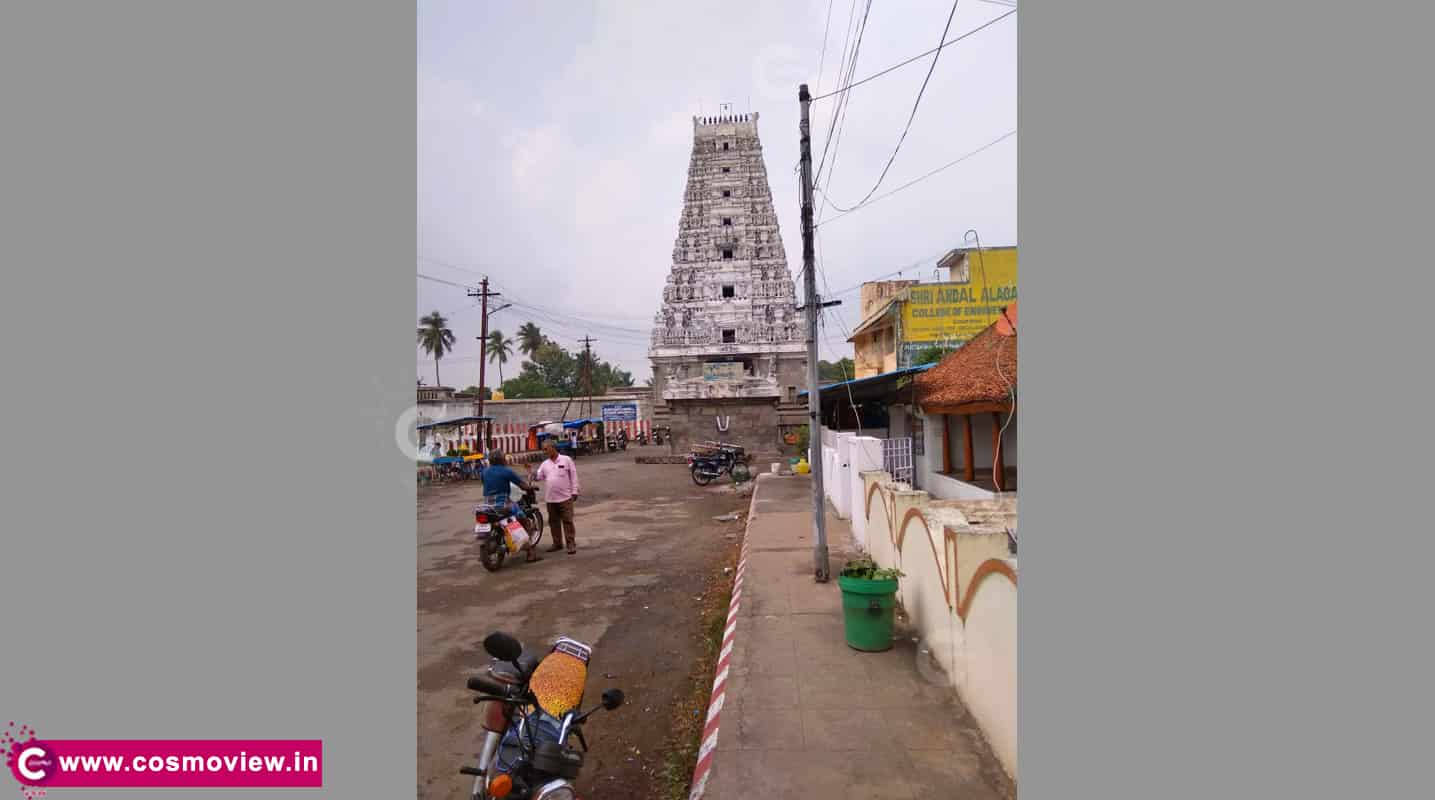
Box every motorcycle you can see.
[652,427,666,446]
[632,431,648,446]
[687,444,751,486]
[605,432,628,452]
[462,632,625,800]
[474,489,545,572]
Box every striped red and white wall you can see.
[484,420,652,454]
[687,527,751,800]
[434,420,654,456]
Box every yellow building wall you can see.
[853,328,890,379]
[900,247,1016,363]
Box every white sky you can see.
[418,0,1016,388]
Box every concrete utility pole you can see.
[579,334,597,445]
[467,278,501,420]
[798,84,830,583]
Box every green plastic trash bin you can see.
[838,575,898,652]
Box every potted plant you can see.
[837,556,904,652]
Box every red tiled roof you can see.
[914,303,1017,410]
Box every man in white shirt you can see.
[534,440,582,554]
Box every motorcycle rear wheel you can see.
[479,537,506,572]
[691,466,714,486]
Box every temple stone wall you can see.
[664,399,783,456]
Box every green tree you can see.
[912,345,954,366]
[486,329,515,383]
[416,311,456,387]
[818,358,855,382]
[497,339,634,398]
[516,322,544,359]
[501,341,576,398]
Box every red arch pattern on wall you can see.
[867,476,1018,621]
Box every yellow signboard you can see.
[900,248,1017,350]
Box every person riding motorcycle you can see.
[481,449,542,563]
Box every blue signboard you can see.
[601,403,638,422]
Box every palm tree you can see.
[486,330,515,384]
[517,322,544,359]
[416,311,456,387]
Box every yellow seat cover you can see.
[529,650,588,717]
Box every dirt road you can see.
[417,450,747,799]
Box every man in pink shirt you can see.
[534,440,582,554]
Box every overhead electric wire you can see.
[811,5,851,183]
[815,0,872,185]
[816,128,1016,227]
[815,11,868,192]
[821,0,964,212]
[810,8,1016,102]
[813,0,870,184]
[417,254,487,278]
[481,274,656,322]
[419,270,657,340]
[422,258,657,323]
[504,300,651,337]
[814,0,837,94]
[417,272,472,290]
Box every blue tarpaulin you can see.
[797,363,935,399]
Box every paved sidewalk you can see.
[699,474,1014,800]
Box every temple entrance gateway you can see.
[649,112,806,455]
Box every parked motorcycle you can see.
[687,444,751,486]
[461,632,625,800]
[474,489,545,572]
[652,427,666,446]
[632,430,648,446]
[605,431,628,451]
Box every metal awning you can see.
[798,363,935,403]
[416,415,494,430]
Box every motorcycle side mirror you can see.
[482,632,523,663]
[600,689,625,710]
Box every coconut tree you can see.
[517,322,544,358]
[486,330,515,384]
[416,311,456,387]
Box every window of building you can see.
[722,329,736,343]
[722,217,732,226]
[722,166,731,173]
[722,142,730,151]
[722,285,735,298]
[722,189,731,198]
[722,248,733,260]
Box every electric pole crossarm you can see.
[467,279,501,424]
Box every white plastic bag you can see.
[504,518,531,553]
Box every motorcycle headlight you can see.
[533,779,576,800]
